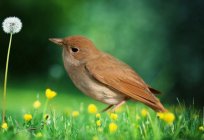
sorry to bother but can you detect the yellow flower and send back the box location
[33,100,41,109]
[88,104,97,114]
[199,126,204,131]
[96,113,101,119]
[96,120,101,127]
[136,115,141,121]
[110,113,118,120]
[1,122,8,130]
[157,112,164,119]
[72,111,79,117]
[45,88,57,100]
[109,122,118,133]
[23,114,32,121]
[141,109,149,117]
[163,112,175,124]
[36,132,43,138]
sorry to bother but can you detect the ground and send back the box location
[0,87,203,140]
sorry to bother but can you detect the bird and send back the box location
[49,35,167,112]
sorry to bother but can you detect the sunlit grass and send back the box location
[0,88,204,140]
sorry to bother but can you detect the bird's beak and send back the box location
[49,38,63,46]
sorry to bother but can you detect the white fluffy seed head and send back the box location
[2,17,22,34]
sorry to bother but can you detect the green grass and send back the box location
[0,88,204,140]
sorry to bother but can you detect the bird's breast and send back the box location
[64,64,125,105]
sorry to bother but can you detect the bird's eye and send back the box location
[71,47,79,53]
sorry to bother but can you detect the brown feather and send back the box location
[85,53,167,112]
[148,87,161,94]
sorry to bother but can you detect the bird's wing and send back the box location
[85,54,166,112]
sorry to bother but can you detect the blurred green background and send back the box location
[0,0,203,108]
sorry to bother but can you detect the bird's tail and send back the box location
[154,101,168,112]
[144,99,168,112]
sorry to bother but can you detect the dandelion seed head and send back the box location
[2,17,22,34]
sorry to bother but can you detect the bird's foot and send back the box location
[101,100,126,112]
[111,100,126,112]
[101,104,113,112]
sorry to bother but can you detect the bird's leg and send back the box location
[101,104,114,112]
[111,100,126,112]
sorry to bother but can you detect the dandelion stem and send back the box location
[203,106,204,126]
[2,33,13,123]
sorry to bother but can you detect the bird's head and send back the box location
[49,35,100,65]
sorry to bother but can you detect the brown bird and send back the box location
[49,35,167,112]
